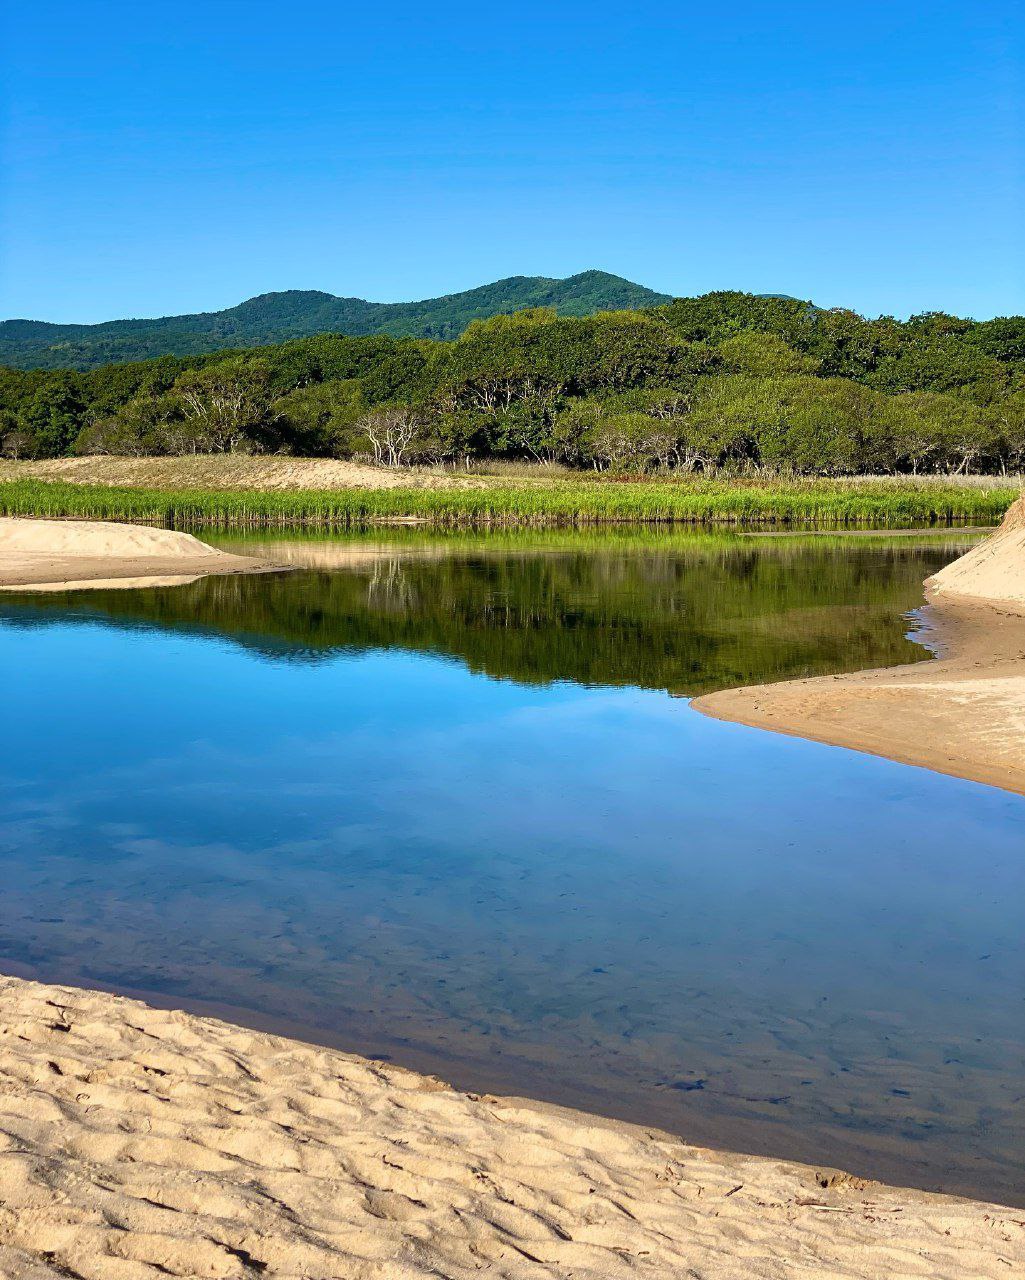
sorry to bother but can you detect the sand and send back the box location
[1,975,1021,1280]
[0,517,280,591]
[927,490,1025,608]
[695,497,1025,797]
[0,456,487,492]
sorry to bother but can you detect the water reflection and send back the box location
[0,529,976,692]
[1,530,1022,1205]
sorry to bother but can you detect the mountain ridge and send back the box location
[0,271,672,369]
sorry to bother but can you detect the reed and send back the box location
[0,477,1016,528]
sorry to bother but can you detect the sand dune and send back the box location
[0,517,280,590]
[695,497,1025,797]
[927,492,1025,607]
[1,975,1021,1279]
[0,455,484,492]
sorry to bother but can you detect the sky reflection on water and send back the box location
[1,533,1022,1204]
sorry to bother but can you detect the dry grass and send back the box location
[1,456,1020,496]
[0,455,485,492]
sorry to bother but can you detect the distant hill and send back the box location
[0,271,671,370]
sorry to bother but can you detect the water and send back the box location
[1,529,1022,1204]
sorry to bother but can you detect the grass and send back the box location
[0,475,1018,528]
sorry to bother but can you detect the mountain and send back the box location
[0,271,671,370]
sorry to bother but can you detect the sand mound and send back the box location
[927,495,1025,608]
[1001,494,1025,530]
[0,517,279,590]
[0,518,222,560]
[0,975,1020,1279]
[0,455,486,492]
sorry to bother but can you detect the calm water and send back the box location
[1,530,1022,1204]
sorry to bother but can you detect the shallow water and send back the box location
[1,530,1022,1203]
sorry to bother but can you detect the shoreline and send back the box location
[2,972,1021,1278]
[9,952,1012,1212]
[693,595,1025,797]
[0,516,281,591]
[693,510,1025,797]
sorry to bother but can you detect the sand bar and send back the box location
[1,973,1022,1279]
[695,496,1025,797]
[0,517,281,591]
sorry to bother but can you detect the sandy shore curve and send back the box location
[694,497,1025,797]
[1,974,1021,1279]
[0,518,282,591]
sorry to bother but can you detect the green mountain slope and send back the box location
[0,271,670,370]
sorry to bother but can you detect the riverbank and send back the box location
[2,973,1021,1279]
[0,460,1017,528]
[694,599,1025,795]
[694,497,1025,796]
[0,517,277,590]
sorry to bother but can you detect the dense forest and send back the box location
[2,290,1024,476]
[0,271,668,369]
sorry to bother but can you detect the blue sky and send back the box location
[2,2,1023,322]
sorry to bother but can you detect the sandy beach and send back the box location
[695,496,1025,797]
[0,517,279,591]
[2,973,1022,1280]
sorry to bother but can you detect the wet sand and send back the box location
[695,498,1025,797]
[694,598,1025,795]
[2,973,1022,1279]
[0,517,279,591]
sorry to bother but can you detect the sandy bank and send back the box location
[0,517,280,591]
[694,496,1025,796]
[927,489,1025,607]
[1,975,1020,1280]
[0,455,486,492]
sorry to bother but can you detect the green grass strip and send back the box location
[0,477,1017,528]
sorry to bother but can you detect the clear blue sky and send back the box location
[3,2,1023,322]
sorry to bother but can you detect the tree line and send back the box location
[2,292,1024,476]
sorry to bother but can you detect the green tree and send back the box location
[687,375,890,475]
[460,307,559,339]
[658,291,814,347]
[170,359,276,452]
[987,392,1025,473]
[884,392,994,474]
[865,339,1007,401]
[273,379,366,456]
[20,375,86,457]
[718,331,821,376]
[579,411,682,471]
